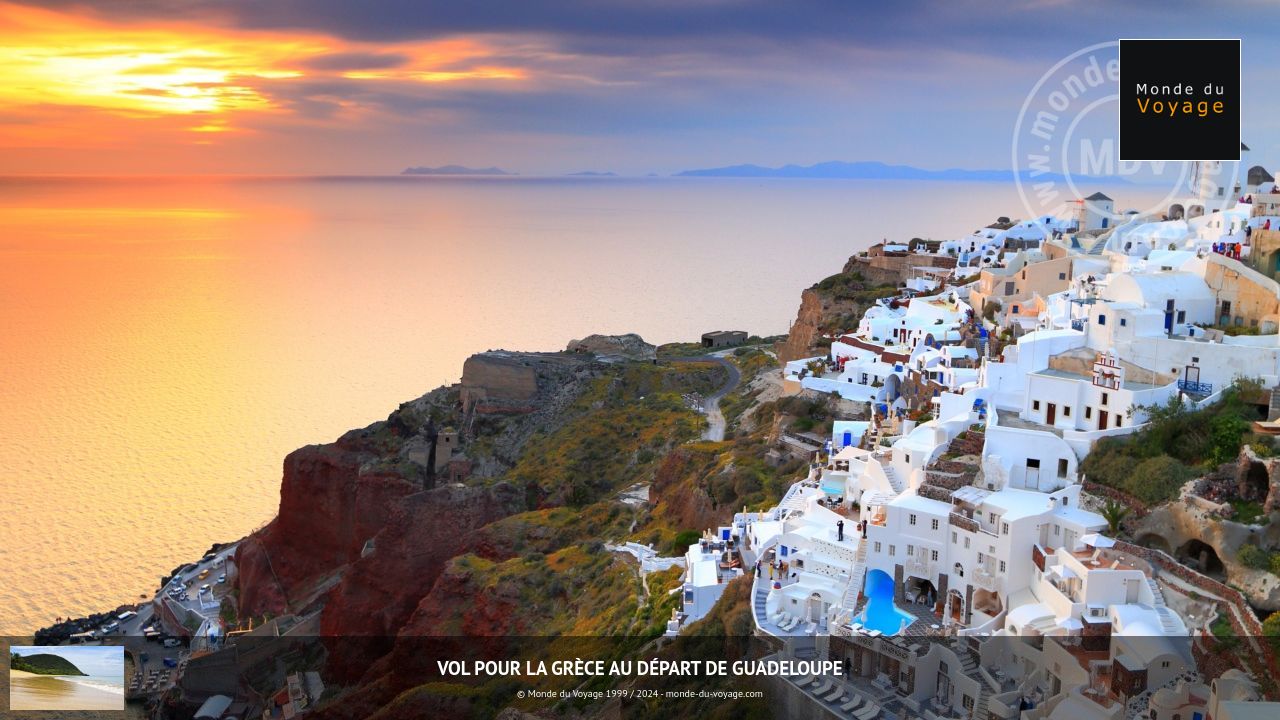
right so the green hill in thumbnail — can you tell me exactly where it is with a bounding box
[10,652,87,676]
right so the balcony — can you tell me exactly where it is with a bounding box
[973,567,1001,592]
[950,512,979,534]
[1177,379,1213,395]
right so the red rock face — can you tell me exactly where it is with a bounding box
[319,482,524,681]
[235,436,419,618]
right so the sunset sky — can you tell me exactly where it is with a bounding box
[3,1,1278,175]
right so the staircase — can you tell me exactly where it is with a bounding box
[1156,607,1183,634]
[1147,578,1167,607]
[837,542,870,625]
[972,684,991,720]
[753,583,769,626]
[883,465,905,494]
[1269,386,1280,421]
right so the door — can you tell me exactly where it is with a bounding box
[1098,410,1109,430]
[1046,403,1056,425]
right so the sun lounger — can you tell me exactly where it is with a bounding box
[811,678,832,695]
[840,696,863,712]
[823,686,844,702]
[854,702,880,720]
[795,675,817,687]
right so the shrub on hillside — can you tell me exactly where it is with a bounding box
[1123,455,1194,504]
[1237,543,1270,571]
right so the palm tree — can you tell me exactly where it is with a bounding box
[1100,499,1131,536]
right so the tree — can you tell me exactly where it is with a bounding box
[1100,499,1132,536]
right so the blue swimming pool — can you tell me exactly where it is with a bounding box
[857,569,915,635]
[820,477,844,495]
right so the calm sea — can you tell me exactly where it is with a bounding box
[0,175,1154,633]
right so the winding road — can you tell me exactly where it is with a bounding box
[683,353,741,441]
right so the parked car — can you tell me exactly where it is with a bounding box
[162,637,181,648]
[217,574,227,584]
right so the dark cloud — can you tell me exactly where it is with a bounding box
[295,51,412,71]
[16,0,1261,60]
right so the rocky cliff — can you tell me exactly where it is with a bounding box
[775,254,904,362]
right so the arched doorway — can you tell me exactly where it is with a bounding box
[947,589,965,623]
[1135,532,1173,556]
[1177,539,1224,578]
[905,577,937,607]
[806,592,826,623]
[1168,203,1185,220]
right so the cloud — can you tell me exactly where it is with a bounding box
[296,51,411,71]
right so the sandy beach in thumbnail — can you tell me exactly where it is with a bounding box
[9,669,123,711]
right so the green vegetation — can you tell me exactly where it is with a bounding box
[1237,544,1280,575]
[505,363,717,506]
[668,529,701,555]
[776,394,836,438]
[10,652,86,676]
[1264,611,1280,649]
[1099,499,1131,535]
[1231,500,1267,526]
[811,269,900,304]
[1197,322,1263,337]
[1081,380,1266,505]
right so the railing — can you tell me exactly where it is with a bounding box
[1177,379,1214,395]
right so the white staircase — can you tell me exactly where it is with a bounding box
[883,465,905,494]
[1147,578,1166,607]
[836,542,869,625]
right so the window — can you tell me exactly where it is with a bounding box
[1058,272,1066,280]
[909,514,917,526]
[1004,281,1014,295]
[1011,305,1019,314]
[1000,560,1007,573]
[907,545,914,556]
[1027,458,1040,470]
[1098,314,1106,325]
[1033,400,1041,411]
[964,537,971,549]
[1115,414,1122,428]
[889,545,896,557]
[1002,522,1009,535]
[952,531,958,544]
[1054,525,1061,536]
[1101,392,1109,406]
[1085,406,1092,419]
[1120,318,1127,327]
[1177,310,1186,323]
[874,541,882,553]
[931,550,939,561]
[1058,458,1069,479]
[1063,406,1071,417]
[932,519,939,531]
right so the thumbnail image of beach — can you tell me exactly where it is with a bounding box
[9,645,124,711]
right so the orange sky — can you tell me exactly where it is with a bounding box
[0,2,533,171]
[4,1,1275,175]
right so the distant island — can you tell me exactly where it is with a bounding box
[10,652,86,676]
[675,160,1118,183]
[567,171,617,177]
[401,165,512,176]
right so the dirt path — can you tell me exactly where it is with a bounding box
[683,354,740,441]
